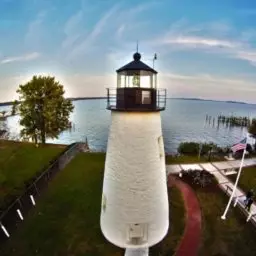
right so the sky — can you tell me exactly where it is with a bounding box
[1,0,256,103]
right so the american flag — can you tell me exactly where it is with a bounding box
[231,138,247,153]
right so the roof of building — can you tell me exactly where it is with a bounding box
[116,52,158,74]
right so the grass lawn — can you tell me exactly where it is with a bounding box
[1,153,185,256]
[0,140,65,211]
[229,166,256,193]
[165,154,224,165]
[195,184,256,255]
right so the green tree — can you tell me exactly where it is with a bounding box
[17,75,74,144]
[248,118,256,151]
[11,100,19,115]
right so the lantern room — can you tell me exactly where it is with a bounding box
[106,52,166,112]
[116,52,157,89]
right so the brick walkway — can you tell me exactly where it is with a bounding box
[168,175,202,256]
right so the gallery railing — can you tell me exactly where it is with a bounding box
[106,88,167,111]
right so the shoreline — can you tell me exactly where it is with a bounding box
[0,97,254,107]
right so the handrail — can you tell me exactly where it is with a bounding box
[223,184,256,226]
[106,87,167,111]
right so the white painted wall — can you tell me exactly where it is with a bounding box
[124,248,149,256]
[100,111,169,249]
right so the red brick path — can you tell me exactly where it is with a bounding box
[168,175,202,256]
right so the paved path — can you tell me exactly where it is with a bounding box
[166,157,256,224]
[124,248,148,256]
[168,175,202,256]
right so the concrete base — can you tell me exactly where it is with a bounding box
[221,168,237,176]
[224,156,235,161]
[124,248,149,256]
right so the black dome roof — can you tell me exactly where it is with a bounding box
[116,52,157,74]
[133,52,141,61]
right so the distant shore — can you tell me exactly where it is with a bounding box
[0,97,253,106]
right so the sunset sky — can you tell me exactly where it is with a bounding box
[1,0,256,103]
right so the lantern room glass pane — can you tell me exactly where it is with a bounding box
[120,75,125,88]
[117,71,157,88]
[132,75,140,87]
[140,76,150,88]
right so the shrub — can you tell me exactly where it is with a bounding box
[201,142,218,154]
[178,141,218,155]
[178,142,199,154]
[181,170,218,190]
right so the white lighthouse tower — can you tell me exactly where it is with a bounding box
[100,51,169,255]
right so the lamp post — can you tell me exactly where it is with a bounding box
[153,53,157,69]
[198,143,202,160]
[208,147,212,162]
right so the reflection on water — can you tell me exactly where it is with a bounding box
[1,99,256,153]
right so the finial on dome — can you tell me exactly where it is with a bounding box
[133,40,141,61]
[133,52,141,61]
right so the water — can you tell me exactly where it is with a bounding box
[1,99,256,153]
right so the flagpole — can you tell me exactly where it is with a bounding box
[221,134,248,220]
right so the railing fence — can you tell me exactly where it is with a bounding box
[0,142,86,244]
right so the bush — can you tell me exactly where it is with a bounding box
[201,142,218,154]
[178,141,218,155]
[181,170,218,190]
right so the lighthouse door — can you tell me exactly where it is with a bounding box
[127,223,147,245]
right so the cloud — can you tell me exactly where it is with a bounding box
[121,1,159,16]
[0,74,29,101]
[63,1,159,60]
[60,73,116,98]
[159,72,256,103]
[153,20,237,49]
[0,52,40,64]
[159,36,237,49]
[116,24,126,39]
[162,72,255,88]
[236,50,256,64]
[67,3,121,58]
[151,20,256,67]
[61,10,84,49]
[24,11,46,46]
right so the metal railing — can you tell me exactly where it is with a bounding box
[107,87,117,109]
[156,88,167,109]
[106,87,167,110]
[223,185,256,227]
[0,142,85,243]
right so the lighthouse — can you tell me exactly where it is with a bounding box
[100,51,169,255]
